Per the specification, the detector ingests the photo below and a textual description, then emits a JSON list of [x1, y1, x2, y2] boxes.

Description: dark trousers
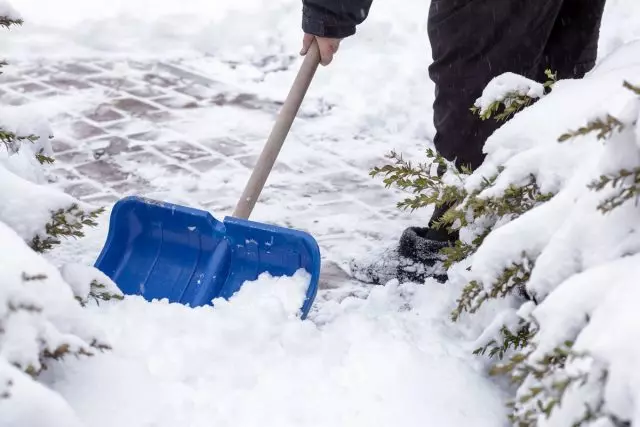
[[427, 0, 607, 172]]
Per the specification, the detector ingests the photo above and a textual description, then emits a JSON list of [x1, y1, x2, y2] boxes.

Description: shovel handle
[[232, 40, 321, 220]]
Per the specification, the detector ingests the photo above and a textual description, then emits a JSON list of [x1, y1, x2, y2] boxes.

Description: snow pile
[[0, 220, 110, 427], [447, 39, 640, 425], [43, 276, 507, 427], [0, 4, 118, 423]]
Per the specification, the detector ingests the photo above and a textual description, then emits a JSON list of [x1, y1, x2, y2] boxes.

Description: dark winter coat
[[301, 0, 373, 38]]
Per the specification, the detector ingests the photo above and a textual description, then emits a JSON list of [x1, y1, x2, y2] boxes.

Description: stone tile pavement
[[0, 58, 422, 286]]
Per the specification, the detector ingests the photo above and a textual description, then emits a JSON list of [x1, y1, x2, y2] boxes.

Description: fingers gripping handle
[[232, 40, 321, 220]]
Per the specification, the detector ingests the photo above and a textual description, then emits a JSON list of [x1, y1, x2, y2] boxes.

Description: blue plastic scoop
[[94, 43, 322, 318]]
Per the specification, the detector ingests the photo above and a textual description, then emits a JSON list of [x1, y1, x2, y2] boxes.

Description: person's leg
[[350, 0, 607, 284], [537, 0, 607, 81], [428, 0, 566, 176]]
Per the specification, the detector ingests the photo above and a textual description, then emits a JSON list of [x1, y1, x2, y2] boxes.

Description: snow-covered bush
[[374, 40, 640, 426], [0, 5, 122, 425]]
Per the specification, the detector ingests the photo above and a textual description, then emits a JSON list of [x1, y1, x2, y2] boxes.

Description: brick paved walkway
[[1, 58, 423, 285]]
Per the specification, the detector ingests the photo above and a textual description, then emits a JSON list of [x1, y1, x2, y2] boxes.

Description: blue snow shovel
[[94, 43, 322, 319]]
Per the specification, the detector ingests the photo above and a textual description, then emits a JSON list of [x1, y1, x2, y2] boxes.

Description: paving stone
[[323, 171, 374, 191], [0, 58, 409, 273], [64, 181, 103, 198], [51, 138, 75, 153], [152, 95, 199, 109], [298, 182, 335, 198], [163, 164, 196, 177], [155, 140, 210, 161], [55, 150, 96, 165], [89, 76, 137, 90], [127, 85, 166, 98], [144, 111, 175, 123], [86, 136, 144, 159], [127, 130, 162, 142], [85, 105, 126, 123], [174, 84, 220, 101], [354, 188, 399, 207], [46, 168, 81, 183], [200, 137, 249, 157], [23, 66, 56, 78], [10, 81, 50, 94], [39, 90, 64, 98], [189, 157, 227, 172], [123, 150, 167, 166], [76, 159, 131, 182], [0, 89, 27, 106], [110, 177, 152, 194], [312, 200, 371, 216], [210, 92, 279, 112], [269, 181, 339, 202], [45, 77, 93, 90], [69, 120, 107, 140], [236, 154, 292, 172], [143, 72, 182, 88], [112, 98, 160, 115], [55, 63, 101, 75], [0, 73, 21, 84], [127, 61, 154, 71]]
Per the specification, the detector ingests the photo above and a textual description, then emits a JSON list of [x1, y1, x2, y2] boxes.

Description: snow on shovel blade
[[94, 196, 321, 318]]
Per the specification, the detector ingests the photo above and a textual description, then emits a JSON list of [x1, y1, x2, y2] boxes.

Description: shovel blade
[[94, 196, 321, 318]]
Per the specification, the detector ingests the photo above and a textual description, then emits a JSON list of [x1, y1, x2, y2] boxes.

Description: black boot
[[349, 202, 458, 285]]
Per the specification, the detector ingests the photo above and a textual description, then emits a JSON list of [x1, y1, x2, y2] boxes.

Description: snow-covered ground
[[1, 0, 640, 426]]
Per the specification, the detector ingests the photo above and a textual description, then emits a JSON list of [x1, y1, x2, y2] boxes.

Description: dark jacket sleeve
[[302, 0, 373, 38]]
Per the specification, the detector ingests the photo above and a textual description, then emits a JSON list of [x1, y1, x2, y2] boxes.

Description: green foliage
[[623, 80, 640, 96], [492, 339, 628, 427], [370, 148, 468, 213], [471, 69, 557, 122], [35, 151, 55, 165], [0, 128, 39, 153], [486, 79, 640, 427], [30, 204, 105, 253], [474, 320, 534, 360], [559, 81, 640, 215], [543, 69, 558, 91], [5, 274, 111, 378], [0, 15, 23, 29], [76, 280, 124, 307], [465, 175, 555, 222], [452, 254, 534, 321], [471, 94, 535, 122], [558, 114, 624, 142], [589, 167, 640, 213], [374, 74, 639, 426]]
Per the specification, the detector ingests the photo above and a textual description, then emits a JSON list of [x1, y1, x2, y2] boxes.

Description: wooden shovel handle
[[232, 40, 321, 220]]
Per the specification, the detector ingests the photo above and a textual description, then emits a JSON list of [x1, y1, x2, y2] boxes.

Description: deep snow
[[43, 276, 508, 427]]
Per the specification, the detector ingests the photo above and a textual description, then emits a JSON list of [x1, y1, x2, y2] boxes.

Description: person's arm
[[302, 0, 373, 39], [300, 0, 373, 65]]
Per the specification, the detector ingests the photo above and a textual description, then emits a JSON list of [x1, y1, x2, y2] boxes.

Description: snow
[[473, 72, 546, 117], [0, 219, 106, 372], [0, 361, 84, 427], [0, 0, 20, 22], [0, 0, 639, 426], [43, 278, 507, 427], [450, 32, 640, 427], [0, 219, 107, 427], [59, 263, 122, 303]]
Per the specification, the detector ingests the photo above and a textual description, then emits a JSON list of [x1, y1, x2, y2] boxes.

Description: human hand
[[300, 33, 341, 66]]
